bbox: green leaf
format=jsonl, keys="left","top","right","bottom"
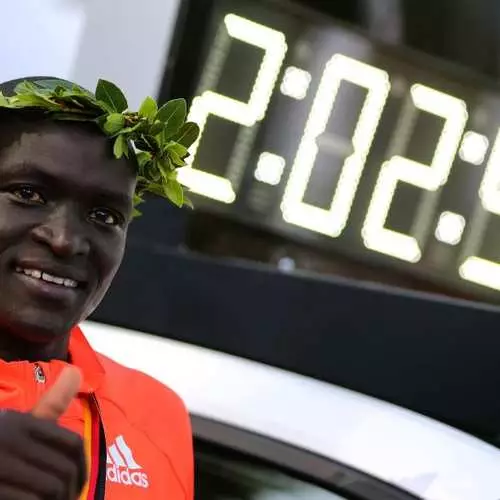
{"left": 96, "top": 100, "right": 115, "bottom": 114}
{"left": 0, "top": 92, "right": 9, "bottom": 106}
{"left": 35, "top": 79, "right": 78, "bottom": 92}
{"left": 172, "top": 121, "right": 200, "bottom": 148}
{"left": 157, "top": 156, "right": 172, "bottom": 179}
{"left": 14, "top": 81, "right": 40, "bottom": 95}
{"left": 146, "top": 183, "right": 166, "bottom": 198}
{"left": 95, "top": 79, "right": 128, "bottom": 113}
{"left": 54, "top": 85, "right": 70, "bottom": 97}
{"left": 50, "top": 94, "right": 104, "bottom": 114}
{"left": 53, "top": 95, "right": 85, "bottom": 109}
{"left": 138, "top": 96, "right": 157, "bottom": 121}
{"left": 33, "top": 80, "right": 93, "bottom": 100}
{"left": 113, "top": 135, "right": 127, "bottom": 159}
{"left": 149, "top": 163, "right": 162, "bottom": 182}
{"left": 136, "top": 178, "right": 151, "bottom": 196}
{"left": 131, "top": 190, "right": 145, "bottom": 217}
{"left": 60, "top": 94, "right": 104, "bottom": 112}
{"left": 149, "top": 165, "right": 161, "bottom": 182}
{"left": 96, "top": 115, "right": 108, "bottom": 129}
{"left": 165, "top": 179, "right": 184, "bottom": 207}
{"left": 2, "top": 77, "right": 195, "bottom": 213}
{"left": 183, "top": 196, "right": 194, "bottom": 209}
{"left": 132, "top": 207, "right": 143, "bottom": 218}
{"left": 10, "top": 94, "right": 59, "bottom": 110}
{"left": 150, "top": 120, "right": 164, "bottom": 136}
{"left": 167, "top": 149, "right": 186, "bottom": 168}
{"left": 135, "top": 134, "right": 159, "bottom": 152}
{"left": 136, "top": 152, "right": 152, "bottom": 168}
{"left": 103, "top": 113, "right": 126, "bottom": 135}
{"left": 156, "top": 99, "right": 186, "bottom": 138}
{"left": 137, "top": 159, "right": 154, "bottom": 178}
{"left": 166, "top": 141, "right": 188, "bottom": 157}
{"left": 133, "top": 192, "right": 144, "bottom": 205}
{"left": 166, "top": 169, "right": 178, "bottom": 181}
{"left": 119, "top": 121, "right": 146, "bottom": 136}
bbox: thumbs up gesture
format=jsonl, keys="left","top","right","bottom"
{"left": 33, "top": 367, "right": 82, "bottom": 420}
{"left": 0, "top": 367, "right": 87, "bottom": 499}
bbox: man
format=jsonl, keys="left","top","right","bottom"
{"left": 0, "top": 77, "right": 197, "bottom": 499}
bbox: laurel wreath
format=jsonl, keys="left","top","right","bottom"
{"left": 0, "top": 78, "right": 200, "bottom": 216}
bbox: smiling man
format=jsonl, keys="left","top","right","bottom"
{"left": 0, "top": 77, "right": 198, "bottom": 500}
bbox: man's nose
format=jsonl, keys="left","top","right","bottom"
{"left": 31, "top": 205, "right": 90, "bottom": 258}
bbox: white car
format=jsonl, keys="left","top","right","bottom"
{"left": 83, "top": 321, "right": 500, "bottom": 500}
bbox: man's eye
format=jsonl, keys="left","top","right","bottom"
{"left": 88, "top": 208, "right": 122, "bottom": 227}
{"left": 10, "top": 186, "right": 45, "bottom": 204}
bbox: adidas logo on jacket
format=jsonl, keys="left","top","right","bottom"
{"left": 107, "top": 435, "right": 149, "bottom": 488}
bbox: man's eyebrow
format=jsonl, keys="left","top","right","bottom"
{"left": 91, "top": 187, "right": 133, "bottom": 210}
{"left": 0, "top": 161, "right": 133, "bottom": 209}
{"left": 0, "top": 161, "right": 52, "bottom": 179}
{"left": 0, "top": 162, "right": 65, "bottom": 189}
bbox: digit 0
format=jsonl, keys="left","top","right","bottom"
{"left": 281, "top": 54, "right": 390, "bottom": 237}
{"left": 459, "top": 129, "right": 500, "bottom": 291}
{"left": 178, "top": 14, "right": 287, "bottom": 203}
{"left": 362, "top": 84, "right": 468, "bottom": 262}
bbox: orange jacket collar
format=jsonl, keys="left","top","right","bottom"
{"left": 69, "top": 326, "right": 105, "bottom": 394}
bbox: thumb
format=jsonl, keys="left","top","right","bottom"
{"left": 32, "top": 366, "right": 82, "bottom": 420}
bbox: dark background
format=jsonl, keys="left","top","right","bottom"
{"left": 157, "top": 0, "right": 500, "bottom": 303}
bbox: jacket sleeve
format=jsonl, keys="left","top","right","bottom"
{"left": 132, "top": 372, "right": 194, "bottom": 499}
{"left": 179, "top": 404, "right": 194, "bottom": 500}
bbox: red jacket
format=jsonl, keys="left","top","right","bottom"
{"left": 0, "top": 327, "right": 193, "bottom": 499}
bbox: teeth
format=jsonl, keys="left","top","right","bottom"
{"left": 16, "top": 268, "right": 78, "bottom": 288}
{"left": 42, "top": 273, "right": 63, "bottom": 285}
{"left": 25, "top": 269, "right": 42, "bottom": 279}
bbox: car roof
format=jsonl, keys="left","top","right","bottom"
{"left": 83, "top": 321, "right": 500, "bottom": 500}
{"left": 93, "top": 249, "right": 500, "bottom": 443}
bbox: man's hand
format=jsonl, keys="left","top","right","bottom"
{"left": 0, "top": 367, "right": 87, "bottom": 499}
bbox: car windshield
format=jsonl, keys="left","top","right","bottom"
{"left": 196, "top": 444, "right": 348, "bottom": 500}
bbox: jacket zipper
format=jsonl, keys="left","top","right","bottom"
{"left": 31, "top": 365, "right": 107, "bottom": 499}
{"left": 33, "top": 363, "right": 46, "bottom": 384}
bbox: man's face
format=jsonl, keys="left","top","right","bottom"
{"left": 0, "top": 120, "right": 136, "bottom": 343}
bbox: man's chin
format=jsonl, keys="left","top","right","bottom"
{"left": 0, "top": 307, "right": 78, "bottom": 344}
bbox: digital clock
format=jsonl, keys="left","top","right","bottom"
{"left": 166, "top": 0, "right": 500, "bottom": 298}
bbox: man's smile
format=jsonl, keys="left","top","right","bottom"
{"left": 14, "top": 258, "right": 88, "bottom": 285}
{"left": 15, "top": 267, "right": 80, "bottom": 289}
{"left": 11, "top": 264, "right": 84, "bottom": 304}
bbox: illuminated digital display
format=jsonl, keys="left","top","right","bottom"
{"left": 174, "top": 0, "right": 500, "bottom": 297}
